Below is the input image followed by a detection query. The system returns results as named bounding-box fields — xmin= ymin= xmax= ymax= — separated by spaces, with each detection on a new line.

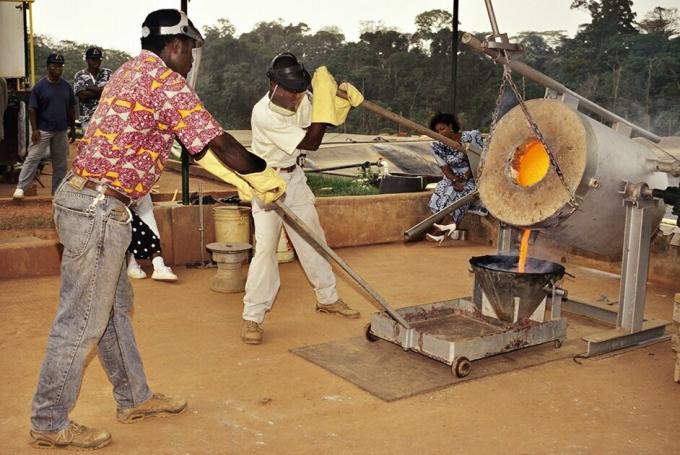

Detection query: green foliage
xmin=32 ymin=3 xmax=680 ymax=136
xmin=305 ymin=173 xmax=379 ymax=197
xmin=33 ymin=36 xmax=131 ymax=84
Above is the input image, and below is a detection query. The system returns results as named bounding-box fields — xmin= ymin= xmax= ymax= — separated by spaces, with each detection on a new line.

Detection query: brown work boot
xmin=316 ymin=299 xmax=360 ymax=319
xmin=241 ymin=320 xmax=263 ymax=344
xmin=117 ymin=393 xmax=187 ymax=424
xmin=29 ymin=421 xmax=111 ymax=450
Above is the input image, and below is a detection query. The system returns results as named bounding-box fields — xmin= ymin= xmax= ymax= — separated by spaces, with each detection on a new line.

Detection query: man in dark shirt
xmin=73 ymin=47 xmax=112 ymax=134
xmin=13 ymin=53 xmax=76 ymax=199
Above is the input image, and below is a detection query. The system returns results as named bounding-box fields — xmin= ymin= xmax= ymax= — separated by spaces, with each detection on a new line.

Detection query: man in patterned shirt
xmin=29 ymin=9 xmax=285 ymax=451
xmin=73 ymin=47 xmax=112 ymax=134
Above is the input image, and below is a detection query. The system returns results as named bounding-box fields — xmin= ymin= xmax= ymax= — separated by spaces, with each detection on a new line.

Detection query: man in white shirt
xmin=241 ymin=52 xmax=362 ymax=344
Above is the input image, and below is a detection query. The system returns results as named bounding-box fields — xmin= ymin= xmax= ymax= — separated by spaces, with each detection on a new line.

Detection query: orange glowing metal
xmin=515 ymin=139 xmax=550 ymax=187
xmin=518 ymin=229 xmax=531 ymax=273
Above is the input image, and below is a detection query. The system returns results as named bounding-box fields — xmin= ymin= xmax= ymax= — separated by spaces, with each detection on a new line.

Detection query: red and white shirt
xmin=72 ymin=50 xmax=222 ymax=200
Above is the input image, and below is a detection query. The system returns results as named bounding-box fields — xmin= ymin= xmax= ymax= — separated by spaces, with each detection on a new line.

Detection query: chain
xmin=482 ymin=50 xmax=578 ymax=207
xmin=478 ymin=53 xmax=511 ymax=185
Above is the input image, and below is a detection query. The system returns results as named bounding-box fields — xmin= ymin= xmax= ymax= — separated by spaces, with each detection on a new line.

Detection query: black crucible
xmin=469 ymin=255 xmax=565 ymax=324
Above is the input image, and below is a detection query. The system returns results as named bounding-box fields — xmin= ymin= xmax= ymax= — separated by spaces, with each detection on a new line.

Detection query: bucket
xmin=213 ymin=206 xmax=251 ymax=244
xmin=277 ymin=227 xmax=295 ymax=263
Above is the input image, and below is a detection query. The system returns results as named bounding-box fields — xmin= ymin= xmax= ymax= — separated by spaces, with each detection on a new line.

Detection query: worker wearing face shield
xmin=29 ymin=9 xmax=285 ymax=451
xmin=240 ymin=52 xmax=365 ymax=345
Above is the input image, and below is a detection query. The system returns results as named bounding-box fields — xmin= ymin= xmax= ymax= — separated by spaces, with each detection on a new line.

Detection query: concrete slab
xmin=1 ymin=242 xmax=678 ymax=454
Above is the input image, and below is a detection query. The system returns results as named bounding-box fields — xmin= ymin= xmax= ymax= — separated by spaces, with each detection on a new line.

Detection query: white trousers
xmin=242 ymin=167 xmax=339 ymax=323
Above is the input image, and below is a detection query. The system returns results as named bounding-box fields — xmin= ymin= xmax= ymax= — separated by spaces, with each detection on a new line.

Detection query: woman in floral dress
xmin=426 ymin=112 xmax=484 ymax=243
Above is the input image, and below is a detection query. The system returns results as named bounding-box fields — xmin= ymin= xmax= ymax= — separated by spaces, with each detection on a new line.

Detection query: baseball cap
xmin=85 ymin=47 xmax=103 ymax=60
xmin=46 ymin=53 xmax=65 ymax=65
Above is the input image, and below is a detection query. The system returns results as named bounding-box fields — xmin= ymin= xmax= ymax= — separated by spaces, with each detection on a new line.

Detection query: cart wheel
xmin=453 ymin=357 xmax=471 ymax=378
xmin=364 ymin=323 xmax=379 ymax=342
xmin=554 ymin=339 xmax=563 ymax=349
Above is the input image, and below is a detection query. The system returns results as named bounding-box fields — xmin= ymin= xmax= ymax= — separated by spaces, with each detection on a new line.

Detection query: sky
xmin=30 ymin=0 xmax=679 ymax=55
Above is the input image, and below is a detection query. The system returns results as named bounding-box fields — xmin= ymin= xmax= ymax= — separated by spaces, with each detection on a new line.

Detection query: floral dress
xmin=427 ymin=130 xmax=483 ymax=223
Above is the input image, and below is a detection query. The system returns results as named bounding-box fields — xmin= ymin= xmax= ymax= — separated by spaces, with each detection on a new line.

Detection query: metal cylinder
xmin=479 ymin=99 xmax=669 ymax=257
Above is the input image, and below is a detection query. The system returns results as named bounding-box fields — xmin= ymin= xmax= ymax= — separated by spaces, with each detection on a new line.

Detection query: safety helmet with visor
xmin=266 ymin=52 xmax=311 ymax=93
xmin=141 ymin=9 xmax=204 ymax=47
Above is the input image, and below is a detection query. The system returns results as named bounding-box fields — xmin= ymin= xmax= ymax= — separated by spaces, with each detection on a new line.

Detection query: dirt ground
xmin=0 ymin=241 xmax=678 ymax=454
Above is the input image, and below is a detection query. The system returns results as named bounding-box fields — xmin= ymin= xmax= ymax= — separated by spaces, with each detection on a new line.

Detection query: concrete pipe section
xmin=479 ymin=99 xmax=669 ymax=258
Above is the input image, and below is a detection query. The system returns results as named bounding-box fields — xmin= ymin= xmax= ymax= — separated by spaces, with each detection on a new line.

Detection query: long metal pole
xmin=460 ymin=33 xmax=661 ymax=143
xmin=180 ymin=0 xmax=190 ymax=205
xmin=451 ymin=0 xmax=459 ymax=113
xmin=336 ymin=89 xmax=480 ymax=157
xmin=273 ymin=199 xmax=412 ymax=329
xmin=403 ymin=190 xmax=479 ymax=242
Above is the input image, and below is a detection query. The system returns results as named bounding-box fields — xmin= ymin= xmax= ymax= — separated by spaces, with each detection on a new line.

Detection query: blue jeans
xmin=17 ymin=130 xmax=69 ymax=194
xmin=31 ymin=181 xmax=152 ymax=432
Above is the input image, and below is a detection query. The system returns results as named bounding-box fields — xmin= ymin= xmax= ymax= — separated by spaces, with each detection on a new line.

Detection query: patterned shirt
xmin=72 ymin=50 xmax=223 ymax=200
xmin=73 ymin=67 xmax=112 ymax=123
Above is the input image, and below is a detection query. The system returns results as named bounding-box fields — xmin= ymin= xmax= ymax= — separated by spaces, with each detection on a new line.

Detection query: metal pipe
xmin=305 ymin=161 xmax=378 ymax=173
xmin=451 ymin=0 xmax=459 ymax=113
xmin=484 ymin=0 xmax=501 ymax=36
xmin=180 ymin=0 xmax=190 ymax=205
xmin=461 ymin=33 xmax=661 ymax=143
xmin=403 ymin=190 xmax=479 ymax=242
xmin=273 ymin=199 xmax=412 ymax=329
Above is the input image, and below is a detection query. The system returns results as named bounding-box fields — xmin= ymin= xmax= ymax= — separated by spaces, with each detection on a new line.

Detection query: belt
xmin=274 ymin=164 xmax=297 ymax=173
xmin=67 ymin=175 xmax=132 ymax=206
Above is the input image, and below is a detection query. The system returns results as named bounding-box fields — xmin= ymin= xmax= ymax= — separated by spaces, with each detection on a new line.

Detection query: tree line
xmin=34 ymin=1 xmax=680 ymax=136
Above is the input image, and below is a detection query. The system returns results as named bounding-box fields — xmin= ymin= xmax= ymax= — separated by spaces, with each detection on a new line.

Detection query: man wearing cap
xmin=73 ymin=47 xmax=112 ymax=134
xmin=28 ymin=9 xmax=285 ymax=450
xmin=12 ymin=53 xmax=76 ymax=200
xmin=240 ymin=52 xmax=364 ymax=344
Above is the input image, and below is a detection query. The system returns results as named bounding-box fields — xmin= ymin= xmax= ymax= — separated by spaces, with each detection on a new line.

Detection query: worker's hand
xmin=240 ymin=167 xmax=286 ymax=204
xmin=338 ymin=82 xmax=364 ymax=107
xmin=452 ymin=179 xmax=465 ymax=192
xmin=31 ymin=130 xmax=41 ymax=145
xmin=68 ymin=127 xmax=77 ymax=143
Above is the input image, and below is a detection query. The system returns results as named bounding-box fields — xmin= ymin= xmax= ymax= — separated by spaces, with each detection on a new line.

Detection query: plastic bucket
xmin=213 ymin=206 xmax=251 ymax=244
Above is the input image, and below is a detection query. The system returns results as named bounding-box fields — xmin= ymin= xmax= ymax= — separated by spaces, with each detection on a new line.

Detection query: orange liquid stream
xmin=518 ymin=229 xmax=531 ymax=273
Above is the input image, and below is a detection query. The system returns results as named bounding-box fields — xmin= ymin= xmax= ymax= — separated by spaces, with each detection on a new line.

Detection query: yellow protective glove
xmin=310 ymin=66 xmax=364 ymax=126
xmin=311 ymin=66 xmax=340 ymax=125
xmin=195 ymin=150 xmax=286 ymax=204
xmin=335 ymin=82 xmax=364 ymax=123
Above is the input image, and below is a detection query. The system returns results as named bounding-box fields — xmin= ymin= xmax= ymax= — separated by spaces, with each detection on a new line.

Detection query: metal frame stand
xmin=575 ymin=183 xmax=670 ymax=356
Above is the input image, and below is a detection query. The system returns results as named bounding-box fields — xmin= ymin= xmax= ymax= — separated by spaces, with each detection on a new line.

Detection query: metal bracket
xmin=576 ymin=181 xmax=669 ymax=357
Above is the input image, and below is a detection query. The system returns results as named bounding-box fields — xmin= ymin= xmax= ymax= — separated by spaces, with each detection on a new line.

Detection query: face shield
xmin=186 ymin=46 xmax=202 ymax=88
xmin=142 ymin=9 xmax=205 ymax=86
xmin=268 ymin=85 xmax=309 ymax=117
xmin=160 ymin=10 xmax=204 ymax=47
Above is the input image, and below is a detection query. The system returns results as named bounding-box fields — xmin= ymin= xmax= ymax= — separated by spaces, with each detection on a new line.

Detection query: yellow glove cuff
xmin=195 ymin=150 xmax=286 ymax=204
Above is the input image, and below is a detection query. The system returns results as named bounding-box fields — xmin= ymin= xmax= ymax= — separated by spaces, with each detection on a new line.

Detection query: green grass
xmin=305 ymin=173 xmax=379 ymax=197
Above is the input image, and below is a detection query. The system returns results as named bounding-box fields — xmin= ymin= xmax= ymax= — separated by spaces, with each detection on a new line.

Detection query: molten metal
xmin=512 ymin=138 xmax=550 ymax=187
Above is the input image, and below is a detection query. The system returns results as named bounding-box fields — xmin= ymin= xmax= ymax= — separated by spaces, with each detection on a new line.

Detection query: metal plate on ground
xmin=291 ymin=335 xmax=584 ymax=402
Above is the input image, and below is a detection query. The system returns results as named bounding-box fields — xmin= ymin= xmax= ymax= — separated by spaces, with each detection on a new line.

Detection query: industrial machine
xmin=371 ymin=0 xmax=680 ymax=371
xmin=0 ymin=1 xmax=35 ymax=178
